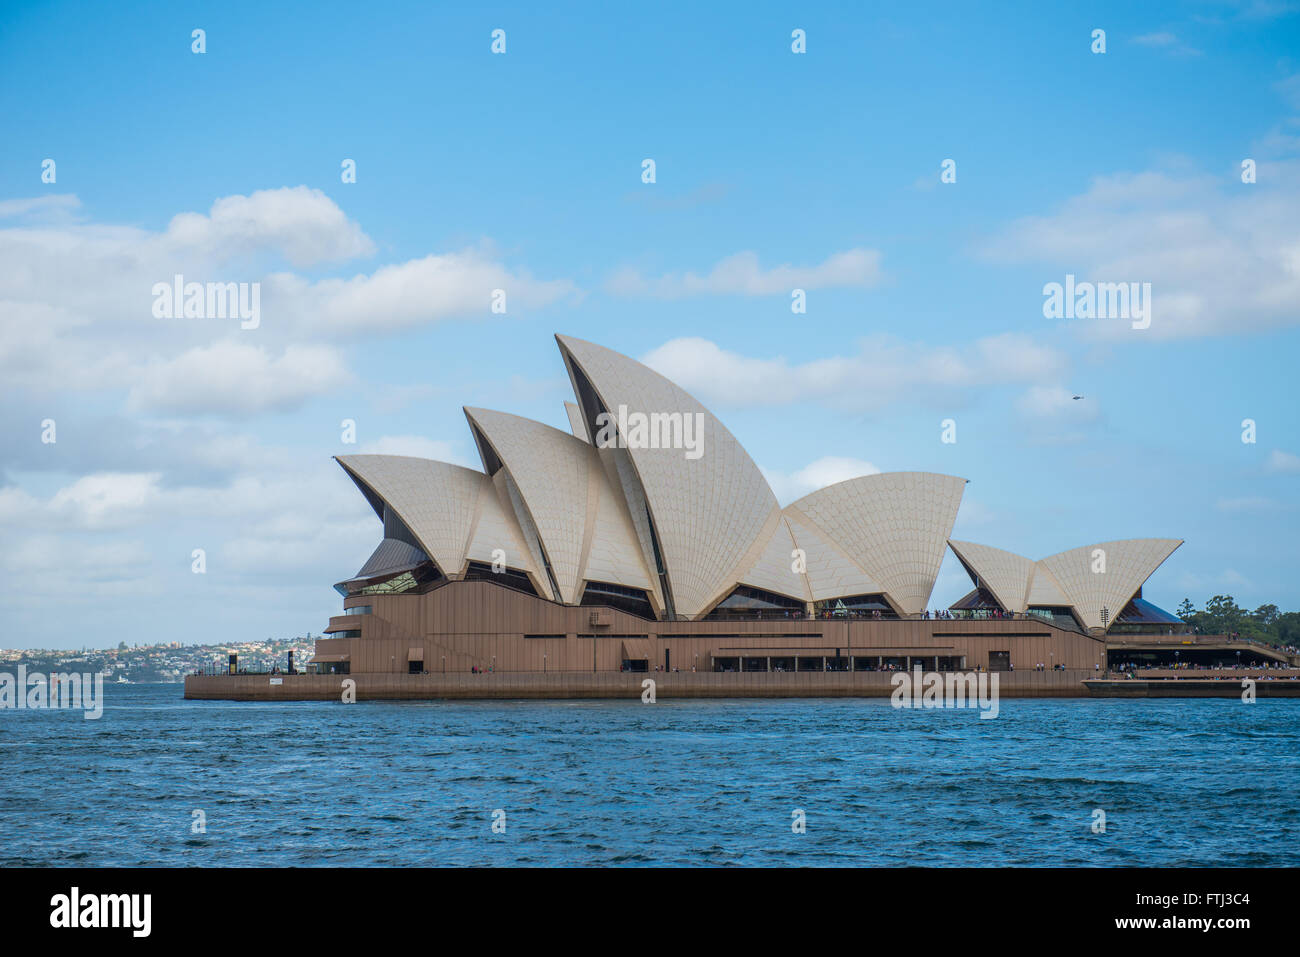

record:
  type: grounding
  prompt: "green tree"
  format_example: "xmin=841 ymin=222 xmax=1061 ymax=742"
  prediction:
xmin=1275 ymin=612 xmax=1300 ymax=647
xmin=1252 ymin=604 xmax=1280 ymax=627
xmin=1176 ymin=598 xmax=1196 ymax=621
xmin=1201 ymin=595 xmax=1246 ymax=636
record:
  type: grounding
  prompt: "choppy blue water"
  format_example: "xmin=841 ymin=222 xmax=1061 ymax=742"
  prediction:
xmin=1 ymin=684 xmax=1297 ymax=866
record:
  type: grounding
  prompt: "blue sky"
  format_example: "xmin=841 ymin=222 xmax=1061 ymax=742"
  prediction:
xmin=2 ymin=1 xmax=1298 ymax=648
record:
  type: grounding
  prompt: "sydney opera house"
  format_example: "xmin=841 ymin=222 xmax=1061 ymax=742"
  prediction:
xmin=310 ymin=335 xmax=1184 ymax=678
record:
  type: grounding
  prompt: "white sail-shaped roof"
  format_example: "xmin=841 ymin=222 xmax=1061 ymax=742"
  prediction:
xmin=335 ymin=455 xmax=482 ymax=576
xmin=463 ymin=471 xmax=543 ymax=586
xmin=556 ymin=334 xmax=780 ymax=619
xmin=464 ymin=407 xmax=654 ymax=604
xmin=564 ymin=401 xmax=590 ymax=442
xmin=1024 ymin=564 xmax=1071 ymax=607
xmin=788 ymin=472 xmax=967 ymax=615
xmin=334 ymin=337 xmax=1185 ymax=629
xmin=949 ymin=537 xmax=1183 ymax=632
xmin=733 ymin=516 xmax=811 ymax=602
xmin=785 ymin=511 xmax=884 ymax=601
xmin=1037 ymin=538 xmax=1183 ymax=632
xmin=335 ymin=453 xmax=544 ymax=588
xmin=583 ymin=457 xmax=658 ymax=600
xmin=948 ymin=539 xmax=1035 ymax=612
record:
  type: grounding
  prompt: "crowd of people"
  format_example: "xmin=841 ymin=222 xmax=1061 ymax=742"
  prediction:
xmin=1111 ymin=660 xmax=1298 ymax=673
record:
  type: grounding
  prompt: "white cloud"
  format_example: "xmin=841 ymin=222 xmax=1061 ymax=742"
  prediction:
xmin=161 ymin=186 xmax=375 ymax=267
xmin=49 ymin=472 xmax=162 ymax=528
xmin=1267 ymin=449 xmax=1300 ymax=473
xmin=219 ymin=517 xmax=375 ymax=577
xmin=640 ymin=333 xmax=1067 ymax=412
xmin=0 ymin=189 xmax=577 ymax=414
xmin=0 ymin=535 xmax=154 ymax=597
xmin=0 ymin=448 xmax=379 ymax=596
xmin=0 ymin=194 xmax=82 ymax=220
xmin=0 ymin=473 xmax=162 ymax=531
xmin=269 ymin=247 xmax=579 ymax=334
xmin=0 ymin=458 xmax=381 ymax=602
xmin=761 ymin=456 xmax=880 ymax=504
xmin=0 ymin=486 xmax=43 ymax=525
xmin=127 ymin=341 xmax=350 ymax=415
xmin=982 ymin=167 xmax=1300 ymax=340
xmin=607 ymin=248 xmax=882 ymax=298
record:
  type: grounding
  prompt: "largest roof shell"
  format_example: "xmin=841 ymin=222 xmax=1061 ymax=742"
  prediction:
xmin=556 ymin=334 xmax=780 ymax=618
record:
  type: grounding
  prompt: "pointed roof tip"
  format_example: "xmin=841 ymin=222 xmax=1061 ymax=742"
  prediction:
xmin=465 ymin=405 xmax=593 ymax=450
xmin=555 ymin=332 xmax=615 ymax=357
xmin=469 ymin=404 xmax=520 ymax=422
xmin=949 ymin=537 xmax=1022 ymax=551
xmin=555 ymin=332 xmax=610 ymax=365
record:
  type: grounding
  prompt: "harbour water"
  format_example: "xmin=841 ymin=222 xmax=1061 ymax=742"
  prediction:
xmin=2 ymin=684 xmax=1296 ymax=866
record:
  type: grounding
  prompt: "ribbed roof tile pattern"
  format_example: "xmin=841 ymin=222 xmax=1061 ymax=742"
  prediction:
xmin=734 ymin=517 xmax=811 ymax=602
xmin=603 ymin=446 xmax=666 ymax=611
xmin=784 ymin=512 xmax=883 ymax=601
xmin=1024 ymin=564 xmax=1071 ymax=607
xmin=557 ymin=335 xmax=780 ymax=618
xmin=497 ymin=469 xmax=556 ymax=600
xmin=789 ymin=472 xmax=966 ymax=615
xmin=583 ymin=454 xmax=655 ymax=594
xmin=949 ymin=537 xmax=1183 ymax=631
xmin=948 ymin=539 xmax=1035 ymax=612
xmin=1037 ymin=538 xmax=1183 ymax=632
xmin=336 ymin=455 xmax=482 ymax=576
xmin=466 ymin=407 xmax=653 ymax=604
xmin=564 ymin=401 xmax=590 ymax=443
xmin=466 ymin=409 xmax=589 ymax=603
xmin=463 ymin=474 xmax=540 ymax=582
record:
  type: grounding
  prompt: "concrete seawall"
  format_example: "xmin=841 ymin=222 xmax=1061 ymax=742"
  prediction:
xmin=1084 ymin=678 xmax=1300 ymax=698
xmin=185 ymin=670 xmax=1091 ymax=701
